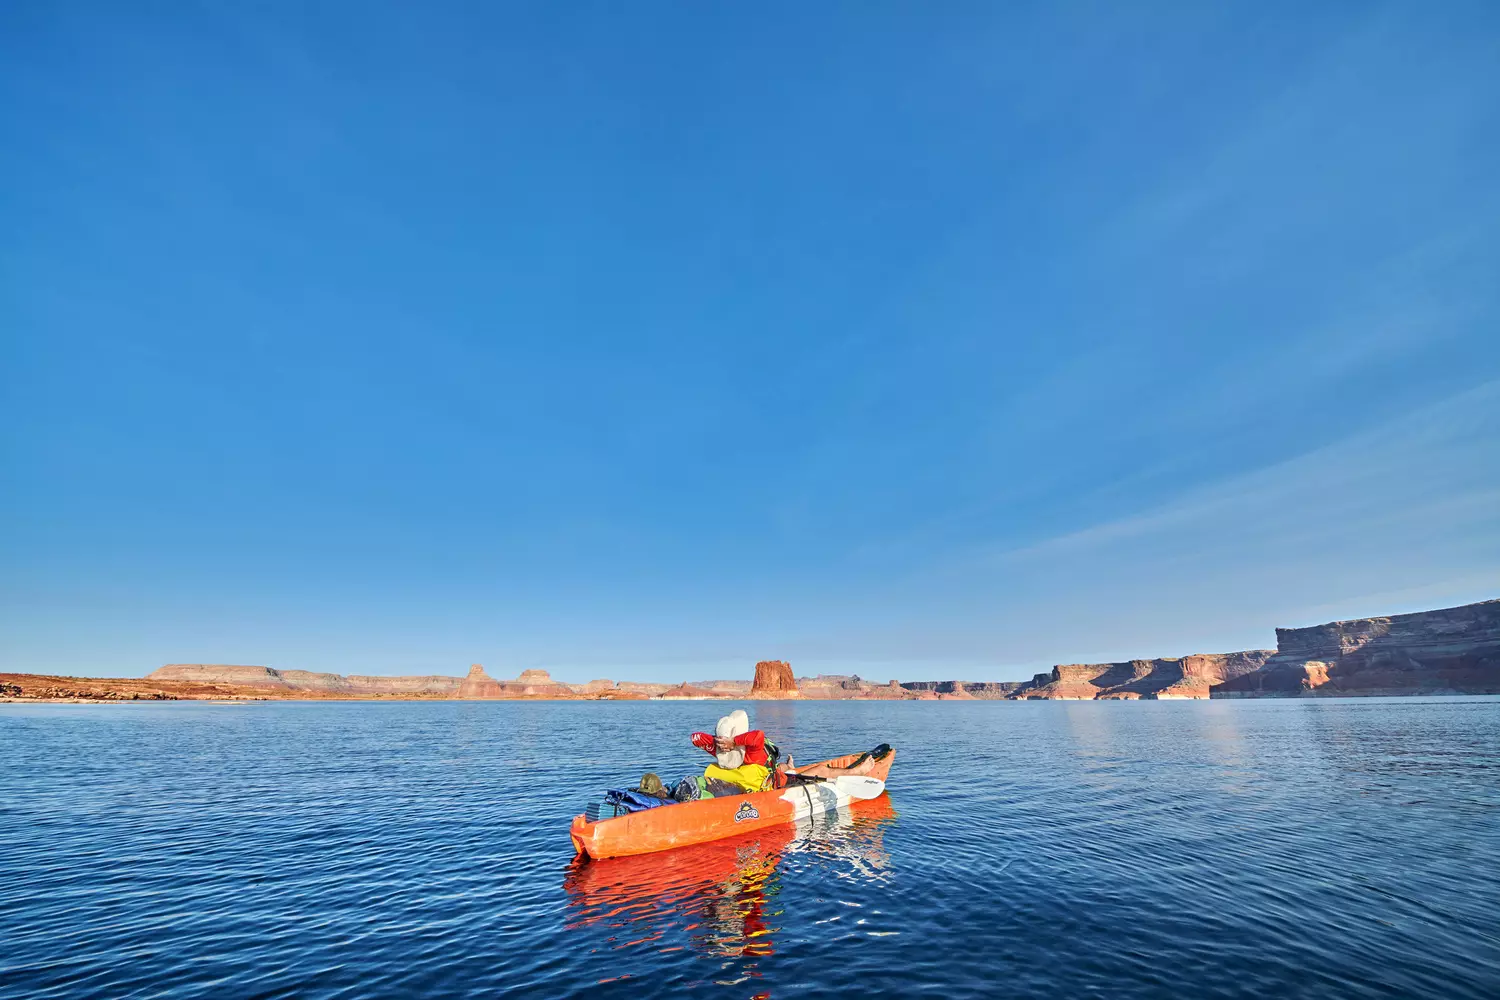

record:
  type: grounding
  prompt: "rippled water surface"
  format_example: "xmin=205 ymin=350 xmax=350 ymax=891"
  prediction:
xmin=3 ymin=698 xmax=1499 ymax=998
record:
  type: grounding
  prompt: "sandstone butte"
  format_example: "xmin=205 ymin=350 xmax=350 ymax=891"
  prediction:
xmin=750 ymin=660 xmax=798 ymax=697
xmin=2 ymin=599 xmax=1495 ymax=704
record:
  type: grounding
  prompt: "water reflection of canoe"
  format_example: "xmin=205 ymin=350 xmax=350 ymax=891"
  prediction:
xmin=564 ymin=797 xmax=898 ymax=959
xmin=569 ymin=749 xmax=897 ymax=859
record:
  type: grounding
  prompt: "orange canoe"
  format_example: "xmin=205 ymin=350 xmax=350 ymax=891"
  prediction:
xmin=569 ymin=749 xmax=897 ymax=860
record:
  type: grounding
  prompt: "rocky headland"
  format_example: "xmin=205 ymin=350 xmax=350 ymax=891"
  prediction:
xmin=1007 ymin=651 xmax=1276 ymax=700
xmin=3 ymin=599 xmax=1494 ymax=704
xmin=1210 ymin=599 xmax=1500 ymax=697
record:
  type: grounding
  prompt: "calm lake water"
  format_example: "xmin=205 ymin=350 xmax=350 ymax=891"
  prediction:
xmin=3 ymin=697 xmax=1499 ymax=999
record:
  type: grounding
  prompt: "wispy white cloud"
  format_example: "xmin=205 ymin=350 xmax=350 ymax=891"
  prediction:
xmin=989 ymin=378 xmax=1499 ymax=567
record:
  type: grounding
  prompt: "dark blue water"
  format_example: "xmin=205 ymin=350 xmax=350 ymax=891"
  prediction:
xmin=3 ymin=698 xmax=1498 ymax=999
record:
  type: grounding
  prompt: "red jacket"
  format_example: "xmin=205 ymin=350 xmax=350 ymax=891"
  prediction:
xmin=692 ymin=729 xmax=770 ymax=766
xmin=733 ymin=729 xmax=769 ymax=766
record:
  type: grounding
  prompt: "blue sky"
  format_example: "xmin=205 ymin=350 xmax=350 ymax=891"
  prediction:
xmin=3 ymin=3 xmax=1498 ymax=681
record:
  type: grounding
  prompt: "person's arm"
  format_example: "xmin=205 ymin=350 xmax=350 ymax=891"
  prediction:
xmin=733 ymin=730 xmax=765 ymax=752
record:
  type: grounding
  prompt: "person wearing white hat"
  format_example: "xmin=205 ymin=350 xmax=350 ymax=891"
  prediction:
xmin=688 ymin=709 xmax=771 ymax=793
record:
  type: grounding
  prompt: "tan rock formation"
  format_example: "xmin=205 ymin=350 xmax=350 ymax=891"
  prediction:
xmin=455 ymin=664 xmax=503 ymax=698
xmin=147 ymin=664 xmax=464 ymax=697
xmin=149 ymin=664 xmax=285 ymax=686
xmin=750 ymin=660 xmax=799 ymax=698
xmin=1010 ymin=652 xmax=1274 ymax=700
xmin=515 ymin=671 xmax=578 ymax=697
xmin=278 ymin=670 xmax=353 ymax=692
xmin=617 ymin=681 xmax=671 ymax=696
xmin=794 ymin=674 xmax=868 ymax=699
xmin=691 ymin=679 xmax=754 ymax=695
xmin=656 ymin=683 xmax=727 ymax=699
xmin=345 ymin=675 xmax=462 ymax=695
xmin=936 ymin=682 xmax=975 ymax=700
xmin=900 ymin=679 xmax=1021 ymax=699
xmin=453 ymin=664 xmax=581 ymax=699
xmin=848 ymin=679 xmax=910 ymax=700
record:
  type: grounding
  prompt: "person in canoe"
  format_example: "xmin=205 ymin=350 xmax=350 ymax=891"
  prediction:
xmin=672 ymin=710 xmax=891 ymax=800
xmin=691 ymin=709 xmax=772 ymax=793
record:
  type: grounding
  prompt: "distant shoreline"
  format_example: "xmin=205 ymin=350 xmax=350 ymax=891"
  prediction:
xmin=5 ymin=691 xmax=1498 ymax=707
xmin=5 ymin=597 xmax=1496 ymax=704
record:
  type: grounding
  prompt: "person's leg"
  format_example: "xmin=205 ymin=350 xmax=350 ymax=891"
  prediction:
xmin=794 ymin=744 xmax=891 ymax=778
xmin=703 ymin=763 xmax=770 ymax=792
xmin=794 ymin=758 xmax=875 ymax=778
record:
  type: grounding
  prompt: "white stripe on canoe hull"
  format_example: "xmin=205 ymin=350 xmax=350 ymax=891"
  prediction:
xmin=779 ymin=776 xmax=885 ymax=821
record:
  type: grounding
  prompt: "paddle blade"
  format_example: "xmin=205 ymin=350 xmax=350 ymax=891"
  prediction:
xmin=832 ymin=776 xmax=886 ymax=800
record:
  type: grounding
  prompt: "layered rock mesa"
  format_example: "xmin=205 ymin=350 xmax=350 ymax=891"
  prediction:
xmin=454 ymin=665 xmax=581 ymax=699
xmin=147 ymin=664 xmax=461 ymax=696
xmin=656 ymin=683 xmax=727 ymax=699
xmin=791 ymin=674 xmax=868 ymax=699
xmin=136 ymin=664 xmax=653 ymax=700
xmin=1213 ymin=599 xmax=1500 ymax=697
xmin=750 ymin=660 xmax=799 ymax=698
xmin=689 ymin=673 xmax=1025 ymax=700
xmin=899 ymin=680 xmax=1024 ymax=700
xmin=1010 ymin=651 xmax=1275 ymax=700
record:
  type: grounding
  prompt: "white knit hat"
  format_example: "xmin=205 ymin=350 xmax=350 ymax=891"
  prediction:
xmin=714 ymin=709 xmax=749 ymax=769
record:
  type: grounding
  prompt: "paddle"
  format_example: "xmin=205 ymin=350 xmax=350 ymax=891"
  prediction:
xmin=831 ymin=775 xmax=886 ymax=800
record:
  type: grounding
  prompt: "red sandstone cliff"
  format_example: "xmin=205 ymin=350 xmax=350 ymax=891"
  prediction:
xmin=750 ymin=660 xmax=799 ymax=698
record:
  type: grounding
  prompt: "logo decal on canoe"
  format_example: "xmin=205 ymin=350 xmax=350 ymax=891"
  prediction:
xmin=734 ymin=801 xmax=759 ymax=823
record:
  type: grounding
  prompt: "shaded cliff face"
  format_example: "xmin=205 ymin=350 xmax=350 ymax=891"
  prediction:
xmin=1214 ymin=599 xmax=1500 ymax=697
xmin=750 ymin=660 xmax=798 ymax=697
xmin=899 ymin=680 xmax=1023 ymax=699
